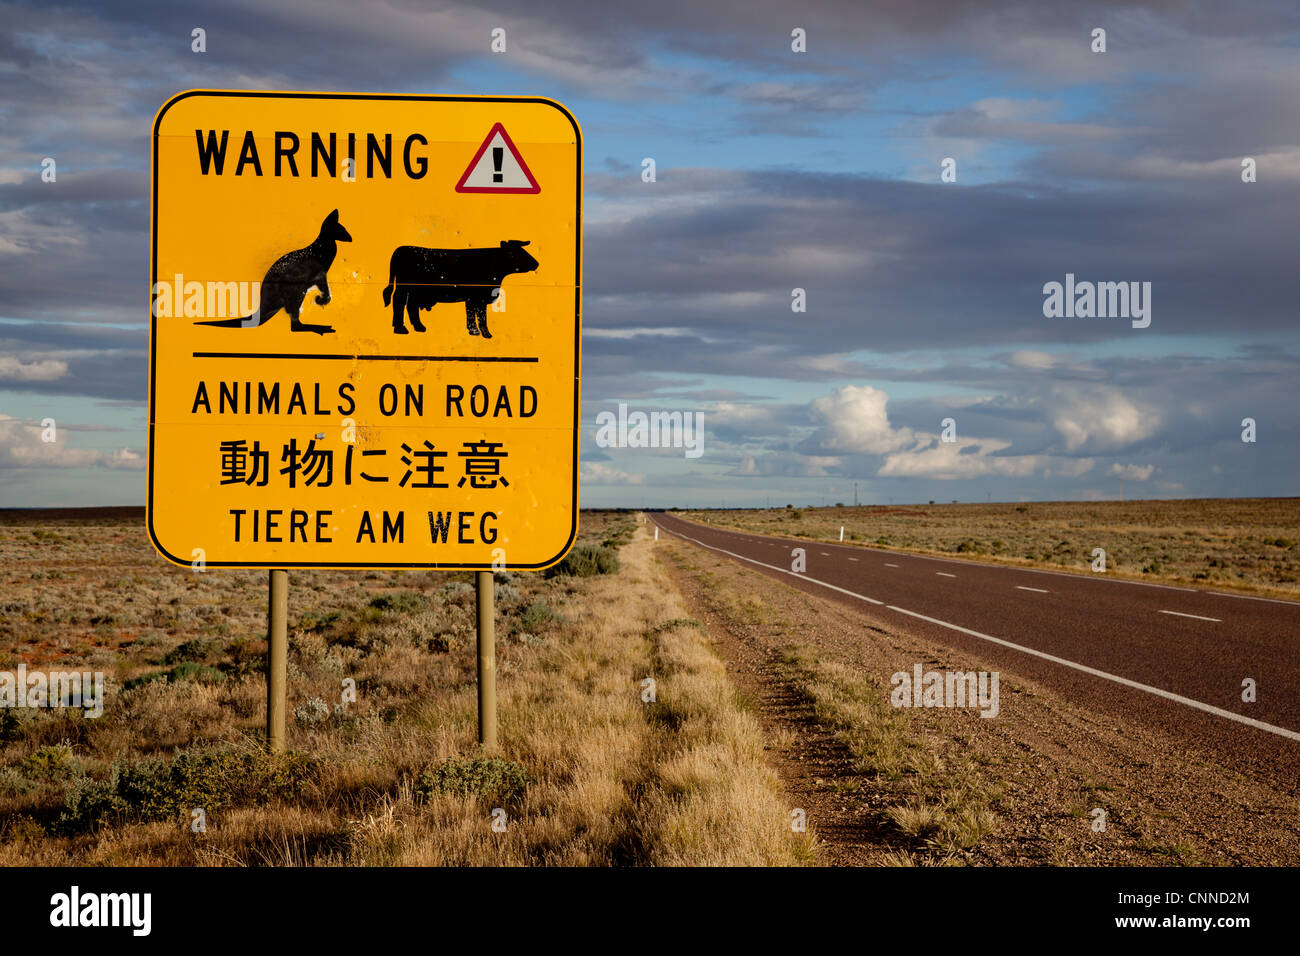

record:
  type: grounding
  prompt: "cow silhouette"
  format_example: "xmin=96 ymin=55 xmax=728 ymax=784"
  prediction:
xmin=381 ymin=240 xmax=538 ymax=338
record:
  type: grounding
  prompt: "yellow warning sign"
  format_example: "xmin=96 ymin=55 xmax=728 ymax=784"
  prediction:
xmin=148 ymin=90 xmax=582 ymax=570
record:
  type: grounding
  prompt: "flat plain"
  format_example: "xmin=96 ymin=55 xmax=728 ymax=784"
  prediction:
xmin=3 ymin=500 xmax=1295 ymax=866
xmin=0 ymin=509 xmax=806 ymax=865
xmin=686 ymin=498 xmax=1300 ymax=599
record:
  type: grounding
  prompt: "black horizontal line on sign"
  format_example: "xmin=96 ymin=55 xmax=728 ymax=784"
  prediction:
xmin=192 ymin=352 xmax=539 ymax=362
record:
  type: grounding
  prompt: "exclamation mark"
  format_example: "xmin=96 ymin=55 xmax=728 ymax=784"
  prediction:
xmin=492 ymin=146 xmax=504 ymax=183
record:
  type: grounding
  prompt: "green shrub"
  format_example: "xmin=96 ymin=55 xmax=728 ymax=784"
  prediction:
xmin=439 ymin=581 xmax=475 ymax=601
xmin=414 ymin=756 xmax=531 ymax=805
xmin=600 ymin=520 xmax=635 ymax=551
xmin=57 ymin=748 xmax=322 ymax=832
xmin=299 ymin=608 xmax=345 ymax=632
xmin=368 ymin=592 xmax=428 ymax=614
xmin=22 ymin=743 xmax=75 ymax=781
xmin=122 ymin=671 xmax=167 ymax=691
xmin=544 ymin=544 xmax=620 ymax=579
xmin=518 ymin=601 xmax=560 ymax=632
xmin=294 ymin=697 xmax=332 ymax=725
xmin=59 ymin=773 xmax=126 ymax=831
xmin=168 ymin=661 xmax=226 ymax=684
xmin=124 ymin=660 xmax=226 ymax=691
xmin=427 ymin=631 xmax=459 ymax=653
xmin=0 ymin=707 xmax=34 ymax=743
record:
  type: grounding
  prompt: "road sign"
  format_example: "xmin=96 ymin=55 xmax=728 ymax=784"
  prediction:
xmin=148 ymin=90 xmax=582 ymax=569
xmin=456 ymin=122 xmax=541 ymax=194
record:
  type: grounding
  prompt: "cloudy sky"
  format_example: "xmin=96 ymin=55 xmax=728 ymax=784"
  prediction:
xmin=1 ymin=0 xmax=1297 ymax=508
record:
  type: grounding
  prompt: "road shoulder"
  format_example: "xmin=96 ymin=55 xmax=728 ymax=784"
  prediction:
xmin=655 ymin=530 xmax=1300 ymax=865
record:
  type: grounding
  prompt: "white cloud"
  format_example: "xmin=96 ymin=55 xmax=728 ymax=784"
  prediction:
xmin=1006 ymin=349 xmax=1056 ymax=370
xmin=0 ymin=414 xmax=144 ymax=470
xmin=583 ymin=326 xmax=698 ymax=340
xmin=810 ymin=385 xmax=914 ymax=454
xmin=581 ymin=462 xmax=645 ymax=485
xmin=730 ymin=454 xmax=841 ymax=478
xmin=106 ymin=447 xmax=143 ymax=469
xmin=1108 ymin=462 xmax=1155 ymax=481
xmin=1046 ymin=386 xmax=1158 ymax=453
xmin=878 ymin=436 xmax=1095 ymax=480
xmin=807 ymin=382 xmax=1110 ymax=480
xmin=1120 ymin=147 xmax=1300 ymax=184
xmin=0 ymin=356 xmax=68 ymax=382
xmin=703 ymin=402 xmax=772 ymax=429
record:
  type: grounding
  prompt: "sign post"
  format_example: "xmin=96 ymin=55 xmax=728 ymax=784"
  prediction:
xmin=476 ymin=571 xmax=496 ymax=749
xmin=148 ymin=90 xmax=582 ymax=750
xmin=267 ymin=569 xmax=288 ymax=751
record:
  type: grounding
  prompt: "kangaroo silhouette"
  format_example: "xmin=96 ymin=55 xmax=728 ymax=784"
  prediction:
xmin=382 ymin=240 xmax=539 ymax=338
xmin=196 ymin=209 xmax=351 ymax=335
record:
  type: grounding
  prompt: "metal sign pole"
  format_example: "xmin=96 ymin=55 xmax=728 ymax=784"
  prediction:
xmin=267 ymin=569 xmax=288 ymax=752
xmin=476 ymin=570 xmax=497 ymax=749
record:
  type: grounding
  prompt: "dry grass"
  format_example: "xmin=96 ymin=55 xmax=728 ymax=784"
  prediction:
xmin=0 ymin=511 xmax=807 ymax=866
xmin=775 ymin=646 xmax=999 ymax=865
xmin=685 ymin=498 xmax=1300 ymax=598
xmin=656 ymin=532 xmax=1004 ymax=865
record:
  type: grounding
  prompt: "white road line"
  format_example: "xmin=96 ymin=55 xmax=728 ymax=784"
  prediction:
xmin=936 ymin=572 xmax=956 ymax=578
xmin=1016 ymin=586 xmax=1049 ymax=593
xmin=853 ymin=542 xmax=1201 ymax=593
xmin=819 ymin=552 xmax=830 ymax=556
xmin=656 ymin=526 xmax=884 ymax=606
xmin=658 ymin=517 xmax=1300 ymax=742
xmin=664 ymin=515 xmax=1300 ymax=604
xmin=1158 ymin=610 xmax=1222 ymax=623
xmin=885 ymin=563 xmax=900 ymax=568
xmin=848 ymin=557 xmax=859 ymax=562
xmin=1207 ymin=591 xmax=1300 ymax=606
xmin=886 ymin=604 xmax=1299 ymax=742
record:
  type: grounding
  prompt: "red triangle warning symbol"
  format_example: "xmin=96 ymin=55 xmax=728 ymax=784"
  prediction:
xmin=455 ymin=123 xmax=540 ymax=194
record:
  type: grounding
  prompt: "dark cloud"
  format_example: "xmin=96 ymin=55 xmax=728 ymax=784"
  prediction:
xmin=584 ymin=169 xmax=1299 ymax=357
xmin=0 ymin=0 xmax=1296 ymax=505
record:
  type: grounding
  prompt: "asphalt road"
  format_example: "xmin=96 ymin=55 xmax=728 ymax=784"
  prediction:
xmin=650 ymin=511 xmax=1300 ymax=787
